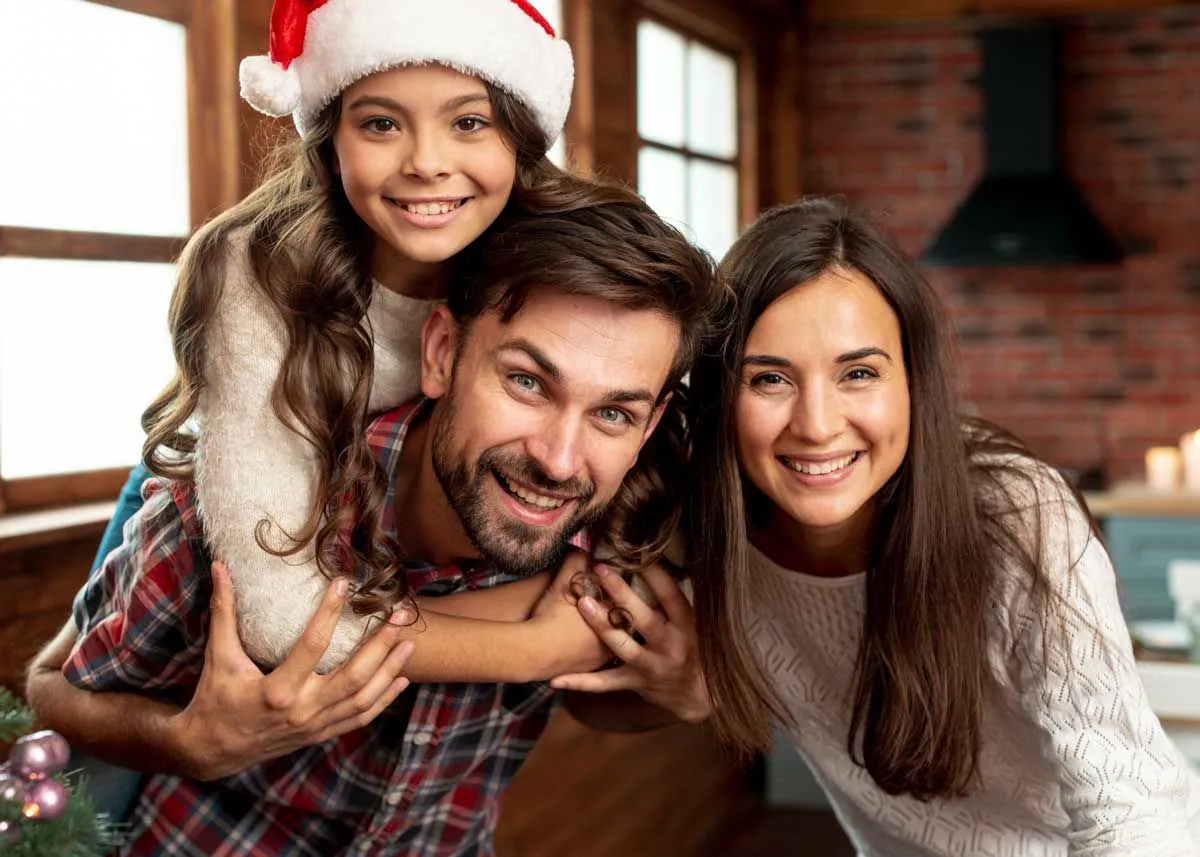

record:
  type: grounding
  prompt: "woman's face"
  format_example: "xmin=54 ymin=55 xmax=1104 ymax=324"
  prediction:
xmin=735 ymin=266 xmax=910 ymax=543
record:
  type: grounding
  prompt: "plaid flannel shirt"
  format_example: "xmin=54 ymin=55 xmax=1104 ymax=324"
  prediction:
xmin=65 ymin=400 xmax=560 ymax=856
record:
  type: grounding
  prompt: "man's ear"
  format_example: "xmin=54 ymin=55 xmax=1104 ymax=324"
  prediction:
xmin=420 ymin=305 xmax=459 ymax=399
xmin=637 ymin=390 xmax=674 ymax=454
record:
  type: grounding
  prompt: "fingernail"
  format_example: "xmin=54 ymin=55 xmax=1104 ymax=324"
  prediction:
xmin=390 ymin=607 xmax=411 ymax=625
xmin=595 ymin=564 xmax=612 ymax=578
xmin=334 ymin=578 xmax=349 ymax=598
xmin=580 ymin=596 xmax=599 ymax=614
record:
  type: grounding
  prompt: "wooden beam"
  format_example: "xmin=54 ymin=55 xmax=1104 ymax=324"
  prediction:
xmin=0 ymin=228 xmax=184 ymax=263
xmin=187 ymin=0 xmax=242 ymax=227
xmin=4 ymin=468 xmax=131 ymax=514
xmin=808 ymin=0 xmax=1173 ymax=25
xmin=564 ymin=0 xmax=598 ymax=175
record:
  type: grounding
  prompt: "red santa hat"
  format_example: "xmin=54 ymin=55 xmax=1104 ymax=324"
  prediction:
xmin=240 ymin=0 xmax=574 ymax=143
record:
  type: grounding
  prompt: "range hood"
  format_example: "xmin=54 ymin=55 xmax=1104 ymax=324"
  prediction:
xmin=922 ymin=24 xmax=1122 ymax=267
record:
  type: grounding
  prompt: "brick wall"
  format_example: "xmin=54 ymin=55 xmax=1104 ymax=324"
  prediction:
xmin=804 ymin=6 xmax=1200 ymax=482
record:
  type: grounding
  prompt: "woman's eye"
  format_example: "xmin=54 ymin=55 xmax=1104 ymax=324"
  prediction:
xmin=844 ymin=367 xmax=879 ymax=382
xmin=750 ymin=372 xmax=787 ymax=388
xmin=454 ymin=116 xmax=489 ymax=133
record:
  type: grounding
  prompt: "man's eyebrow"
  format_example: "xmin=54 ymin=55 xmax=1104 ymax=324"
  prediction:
xmin=602 ymin=389 xmax=656 ymax=408
xmin=496 ymin=340 xmax=562 ymax=384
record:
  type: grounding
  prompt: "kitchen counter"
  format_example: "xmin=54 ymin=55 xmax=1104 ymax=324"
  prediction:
xmin=1084 ymin=486 xmax=1200 ymax=518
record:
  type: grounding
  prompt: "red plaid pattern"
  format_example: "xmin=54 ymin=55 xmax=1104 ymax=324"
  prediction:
xmin=65 ymin=400 xmax=560 ymax=856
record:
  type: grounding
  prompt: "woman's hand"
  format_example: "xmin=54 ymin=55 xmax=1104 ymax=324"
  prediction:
xmin=550 ymin=564 xmax=711 ymax=724
xmin=172 ymin=563 xmax=415 ymax=780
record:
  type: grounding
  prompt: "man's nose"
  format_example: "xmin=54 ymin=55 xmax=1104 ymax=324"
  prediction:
xmin=526 ymin=412 xmax=585 ymax=484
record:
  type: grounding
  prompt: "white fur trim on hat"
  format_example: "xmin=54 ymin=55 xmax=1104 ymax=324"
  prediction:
xmin=239 ymin=54 xmax=303 ymax=118
xmin=242 ymin=0 xmax=574 ymax=145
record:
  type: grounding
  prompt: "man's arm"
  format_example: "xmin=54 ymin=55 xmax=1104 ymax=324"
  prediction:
xmin=29 ymin=565 xmax=415 ymax=781
xmin=26 ymin=620 xmax=196 ymax=777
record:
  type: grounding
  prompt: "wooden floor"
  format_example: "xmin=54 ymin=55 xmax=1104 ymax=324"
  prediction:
xmin=710 ymin=808 xmax=856 ymax=857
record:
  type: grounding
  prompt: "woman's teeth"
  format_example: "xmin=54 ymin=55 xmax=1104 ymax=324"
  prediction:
xmin=399 ymin=200 xmax=465 ymax=216
xmin=501 ymin=474 xmax=567 ymax=510
xmin=781 ymin=452 xmax=860 ymax=475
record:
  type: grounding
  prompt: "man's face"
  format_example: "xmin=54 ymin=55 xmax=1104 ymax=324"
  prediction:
xmin=422 ymin=292 xmax=681 ymax=577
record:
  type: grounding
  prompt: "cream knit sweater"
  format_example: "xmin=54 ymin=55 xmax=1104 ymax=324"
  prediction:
xmin=196 ymin=232 xmax=435 ymax=672
xmin=747 ymin=464 xmax=1200 ymax=856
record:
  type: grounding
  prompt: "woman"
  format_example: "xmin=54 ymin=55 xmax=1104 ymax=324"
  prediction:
xmin=687 ymin=196 xmax=1200 ymax=855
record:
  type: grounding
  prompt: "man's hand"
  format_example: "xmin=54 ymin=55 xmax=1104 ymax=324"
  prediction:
xmin=550 ymin=564 xmax=711 ymax=724
xmin=526 ymin=554 xmax=612 ymax=677
xmin=171 ymin=563 xmax=415 ymax=780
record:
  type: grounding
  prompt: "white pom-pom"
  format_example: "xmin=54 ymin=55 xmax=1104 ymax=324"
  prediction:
xmin=239 ymin=54 xmax=302 ymax=118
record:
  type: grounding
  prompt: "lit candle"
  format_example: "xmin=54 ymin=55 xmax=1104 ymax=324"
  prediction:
xmin=1146 ymin=446 xmax=1182 ymax=492
xmin=1182 ymin=431 xmax=1200 ymax=493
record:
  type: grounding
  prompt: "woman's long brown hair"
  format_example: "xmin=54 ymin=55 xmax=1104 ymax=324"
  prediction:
xmin=689 ymin=196 xmax=1098 ymax=799
xmin=140 ymin=79 xmax=649 ymax=616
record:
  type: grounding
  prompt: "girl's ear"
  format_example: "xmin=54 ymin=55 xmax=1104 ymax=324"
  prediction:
xmin=420 ymin=305 xmax=459 ymax=399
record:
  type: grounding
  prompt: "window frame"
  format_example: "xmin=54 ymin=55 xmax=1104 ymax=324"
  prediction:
xmin=0 ymin=0 xmax=240 ymax=514
xmin=634 ymin=0 xmax=759 ymax=242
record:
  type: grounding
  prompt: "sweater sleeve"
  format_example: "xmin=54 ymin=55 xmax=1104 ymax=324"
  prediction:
xmin=194 ymin=236 xmax=425 ymax=673
xmin=998 ymin=468 xmax=1199 ymax=856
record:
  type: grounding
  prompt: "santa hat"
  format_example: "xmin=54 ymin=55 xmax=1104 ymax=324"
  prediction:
xmin=240 ymin=0 xmax=574 ymax=143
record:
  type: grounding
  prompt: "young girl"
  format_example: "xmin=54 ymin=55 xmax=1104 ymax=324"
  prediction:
xmin=687 ymin=197 xmax=1200 ymax=855
xmin=102 ymin=0 xmax=642 ymax=675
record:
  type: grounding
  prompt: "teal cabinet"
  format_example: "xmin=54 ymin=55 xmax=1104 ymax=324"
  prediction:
xmin=1102 ymin=516 xmax=1200 ymax=621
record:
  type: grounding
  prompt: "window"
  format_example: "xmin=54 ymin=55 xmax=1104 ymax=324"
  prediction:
xmin=0 ymin=0 xmax=237 ymax=513
xmin=636 ymin=18 xmax=741 ymax=258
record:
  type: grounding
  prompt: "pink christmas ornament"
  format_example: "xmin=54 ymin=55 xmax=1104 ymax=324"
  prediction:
xmin=9 ymin=729 xmax=70 ymax=780
xmin=22 ymin=778 xmax=70 ymax=823
xmin=0 ymin=769 xmax=26 ymax=814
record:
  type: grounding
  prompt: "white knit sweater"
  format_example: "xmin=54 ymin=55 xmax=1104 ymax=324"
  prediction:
xmin=747 ymin=465 xmax=1200 ymax=856
xmin=196 ymin=232 xmax=435 ymax=672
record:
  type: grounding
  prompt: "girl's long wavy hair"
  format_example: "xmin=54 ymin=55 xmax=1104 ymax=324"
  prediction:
xmin=142 ymin=77 xmax=628 ymax=615
xmin=688 ymin=196 xmax=1098 ymax=799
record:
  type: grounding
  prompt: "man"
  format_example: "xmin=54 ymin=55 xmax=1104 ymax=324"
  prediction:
xmin=25 ymin=194 xmax=718 ymax=855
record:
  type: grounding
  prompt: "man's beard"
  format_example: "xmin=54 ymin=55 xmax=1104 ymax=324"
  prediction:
xmin=431 ymin=391 xmax=606 ymax=578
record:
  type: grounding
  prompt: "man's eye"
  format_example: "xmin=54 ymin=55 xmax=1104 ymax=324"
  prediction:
xmin=597 ymin=407 xmax=629 ymax=425
xmin=512 ymin=373 xmax=540 ymax=392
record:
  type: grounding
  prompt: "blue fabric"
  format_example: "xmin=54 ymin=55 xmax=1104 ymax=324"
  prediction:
xmin=77 ymin=463 xmax=152 ymax=822
xmin=91 ymin=463 xmax=152 ymax=570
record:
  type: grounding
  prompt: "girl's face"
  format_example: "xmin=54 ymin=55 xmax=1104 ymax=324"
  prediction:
xmin=333 ymin=64 xmax=518 ymax=290
xmin=735 ymin=266 xmax=910 ymax=547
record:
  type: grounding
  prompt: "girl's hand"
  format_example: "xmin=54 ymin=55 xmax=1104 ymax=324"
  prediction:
xmin=549 ymin=564 xmax=711 ymax=724
xmin=527 ymin=553 xmax=612 ymax=676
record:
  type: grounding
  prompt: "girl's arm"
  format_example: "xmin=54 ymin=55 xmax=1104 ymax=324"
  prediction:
xmin=396 ymin=558 xmax=611 ymax=684
xmin=1004 ymin=476 xmax=1199 ymax=856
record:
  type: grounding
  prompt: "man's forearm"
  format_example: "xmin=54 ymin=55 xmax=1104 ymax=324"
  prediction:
xmin=24 ymin=622 xmax=196 ymax=778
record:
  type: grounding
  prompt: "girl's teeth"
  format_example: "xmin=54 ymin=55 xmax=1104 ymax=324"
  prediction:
xmin=502 ymin=475 xmax=566 ymax=510
xmin=783 ymin=453 xmax=859 ymax=475
xmin=401 ymin=200 xmax=462 ymax=216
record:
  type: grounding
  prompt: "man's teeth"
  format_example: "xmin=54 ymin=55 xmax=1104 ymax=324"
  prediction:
xmin=399 ymin=200 xmax=465 ymax=216
xmin=782 ymin=452 xmax=859 ymax=475
xmin=501 ymin=474 xmax=567 ymax=510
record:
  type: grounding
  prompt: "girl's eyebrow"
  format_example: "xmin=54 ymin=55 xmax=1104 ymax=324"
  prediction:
xmin=345 ymin=93 xmax=490 ymax=114
xmin=743 ymin=354 xmax=791 ymax=368
xmin=836 ymin=347 xmax=893 ymax=364
xmin=744 ymin=348 xmax=893 ymax=368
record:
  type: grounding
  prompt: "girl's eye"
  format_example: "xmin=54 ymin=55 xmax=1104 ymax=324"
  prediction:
xmin=844 ymin=367 xmax=879 ymax=383
xmin=364 ymin=117 xmax=398 ymax=133
xmin=596 ymin=407 xmax=630 ymax=426
xmin=453 ymin=116 xmax=490 ymax=133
